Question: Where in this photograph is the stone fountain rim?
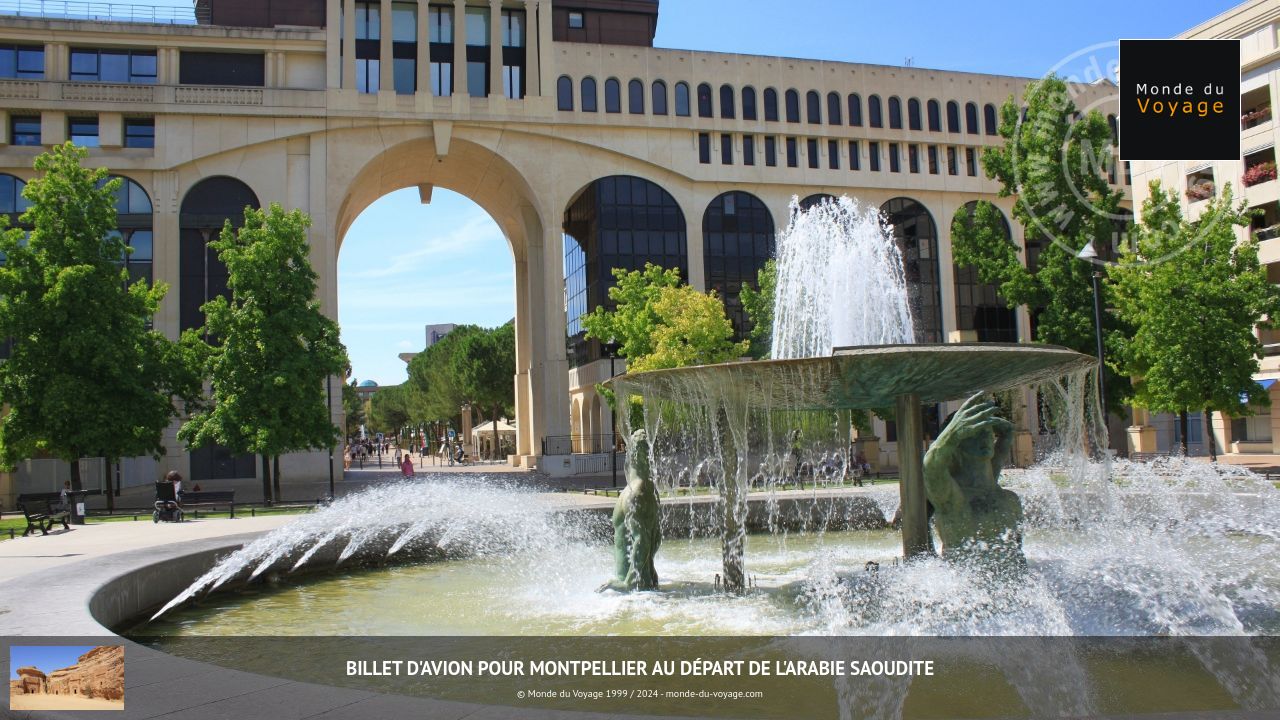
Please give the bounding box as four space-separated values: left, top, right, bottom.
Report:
607 342 1097 408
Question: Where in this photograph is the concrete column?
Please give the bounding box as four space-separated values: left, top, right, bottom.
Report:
936 201 958 339
522 0 539 97
326 0 341 88
896 393 932 559
488 0 502 98
452 0 468 97
685 192 706 291
416 0 430 95
44 43 67 81
513 255 533 458
379 0 393 93
342 0 356 90
264 51 276 87
536 0 552 101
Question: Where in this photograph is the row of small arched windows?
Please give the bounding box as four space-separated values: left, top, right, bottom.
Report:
556 77 1000 135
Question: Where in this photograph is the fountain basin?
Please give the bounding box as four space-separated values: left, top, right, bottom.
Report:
610 343 1097 409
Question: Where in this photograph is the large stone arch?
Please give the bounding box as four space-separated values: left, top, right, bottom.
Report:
326 128 566 464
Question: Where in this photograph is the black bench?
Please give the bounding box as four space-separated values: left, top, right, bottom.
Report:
18 495 70 536
179 490 237 518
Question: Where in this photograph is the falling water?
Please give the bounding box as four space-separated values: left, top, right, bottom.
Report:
772 196 915 359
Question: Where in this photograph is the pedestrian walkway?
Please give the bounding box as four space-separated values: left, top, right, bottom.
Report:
0 514 296 582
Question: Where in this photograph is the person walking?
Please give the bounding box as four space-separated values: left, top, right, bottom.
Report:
400 453 414 478
342 445 352 471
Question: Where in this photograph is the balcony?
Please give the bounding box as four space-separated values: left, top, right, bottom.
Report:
1242 105 1272 130
0 79 325 111
0 0 206 25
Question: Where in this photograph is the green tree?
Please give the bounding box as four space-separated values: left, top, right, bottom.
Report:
582 263 745 371
343 380 366 438
1111 182 1280 459
406 324 484 423
180 204 348 502
0 144 200 501
740 259 776 359
951 74 1131 413
450 322 516 460
368 383 411 436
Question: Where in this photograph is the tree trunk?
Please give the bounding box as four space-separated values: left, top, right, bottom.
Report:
272 455 281 499
69 456 82 491
261 454 273 505
104 459 116 512
1204 408 1218 462
1178 410 1190 456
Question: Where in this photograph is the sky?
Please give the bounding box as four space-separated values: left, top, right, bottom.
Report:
141 0 1244 384
10 646 97 680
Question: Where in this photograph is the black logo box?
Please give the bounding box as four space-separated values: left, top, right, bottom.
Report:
1120 39 1241 161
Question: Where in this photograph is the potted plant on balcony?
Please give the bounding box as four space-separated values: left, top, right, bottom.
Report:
1185 181 1215 201
1243 161 1277 188
1241 106 1272 127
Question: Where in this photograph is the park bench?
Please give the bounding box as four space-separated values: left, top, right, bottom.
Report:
17 495 70 536
179 490 237 518
1130 452 1171 463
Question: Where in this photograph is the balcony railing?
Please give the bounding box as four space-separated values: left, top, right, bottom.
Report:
0 0 206 25
1242 106 1272 130
1255 223 1280 242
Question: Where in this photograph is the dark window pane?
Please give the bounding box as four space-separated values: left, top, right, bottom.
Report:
764 88 778 122
651 80 666 115
557 75 573 110
675 81 690 116
888 96 902 129
868 95 882 128
742 87 756 120
785 89 799 123
605 78 621 112
720 84 735 119
697 82 713 118
581 77 597 111
628 78 643 114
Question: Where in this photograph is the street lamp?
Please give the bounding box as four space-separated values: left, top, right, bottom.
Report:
1076 241 1107 413
604 338 622 488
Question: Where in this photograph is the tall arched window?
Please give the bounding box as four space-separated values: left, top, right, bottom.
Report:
848 93 862 126
604 77 621 113
107 175 153 285
984 103 999 136
806 90 821 124
181 175 261 482
719 84 735 119
180 176 260 333
785 89 800 123
628 78 644 114
965 102 979 134
0 173 30 224
697 82 713 118
946 100 960 132
556 75 573 110
581 77 597 112
651 80 667 115
703 191 775 340
881 197 941 343
952 201 1016 342
1106 113 1118 146
563 175 688 368
907 98 922 131
742 86 757 120
868 94 883 128
827 92 842 125
764 88 779 121
888 96 902 129
927 99 941 131
674 81 690 116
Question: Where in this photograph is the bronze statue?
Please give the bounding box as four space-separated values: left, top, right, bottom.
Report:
922 393 1025 567
601 428 661 591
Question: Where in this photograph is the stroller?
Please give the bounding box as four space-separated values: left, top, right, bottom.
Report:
153 482 184 523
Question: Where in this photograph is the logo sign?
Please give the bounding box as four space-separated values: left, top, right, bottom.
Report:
1119 39 1240 161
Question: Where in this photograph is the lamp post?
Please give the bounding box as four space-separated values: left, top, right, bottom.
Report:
1076 241 1107 413
326 374 335 499
604 339 622 487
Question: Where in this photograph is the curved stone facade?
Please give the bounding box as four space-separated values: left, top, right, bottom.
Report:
0 1 1122 495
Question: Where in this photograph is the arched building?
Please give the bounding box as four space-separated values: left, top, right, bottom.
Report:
0 0 1124 499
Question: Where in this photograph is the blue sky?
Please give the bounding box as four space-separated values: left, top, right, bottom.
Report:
144 0 1243 384
10 646 98 679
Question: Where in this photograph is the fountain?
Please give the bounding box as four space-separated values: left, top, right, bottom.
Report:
132 195 1280 718
607 196 1093 589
